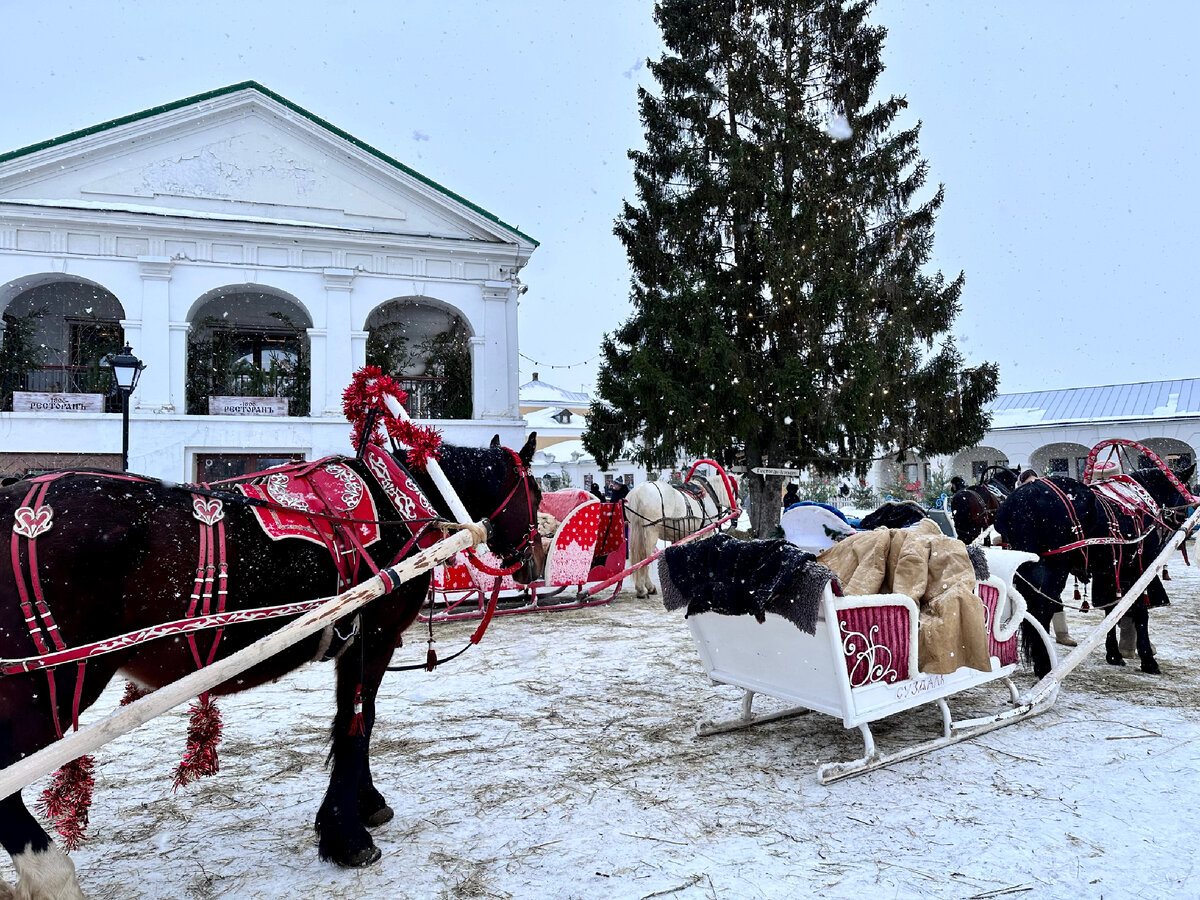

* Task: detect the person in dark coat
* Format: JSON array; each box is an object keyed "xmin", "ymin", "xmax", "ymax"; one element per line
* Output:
[
  {"xmin": 589, "ymin": 481, "xmax": 606, "ymax": 502},
  {"xmin": 782, "ymin": 482, "xmax": 800, "ymax": 509},
  {"xmin": 609, "ymin": 481, "xmax": 630, "ymax": 503}
]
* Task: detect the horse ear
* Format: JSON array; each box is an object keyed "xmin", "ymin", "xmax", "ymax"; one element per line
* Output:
[
  {"xmin": 490, "ymin": 434, "xmax": 501, "ymax": 449},
  {"xmin": 520, "ymin": 432, "xmax": 537, "ymax": 467}
]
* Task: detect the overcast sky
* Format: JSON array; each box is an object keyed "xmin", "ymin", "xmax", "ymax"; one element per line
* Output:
[{"xmin": 1, "ymin": 1, "xmax": 1196, "ymax": 399}]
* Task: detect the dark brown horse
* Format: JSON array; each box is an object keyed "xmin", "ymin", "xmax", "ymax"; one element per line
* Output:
[
  {"xmin": 995, "ymin": 463, "xmax": 1193, "ymax": 678},
  {"xmin": 949, "ymin": 465, "xmax": 1019, "ymax": 544},
  {"xmin": 0, "ymin": 435, "xmax": 542, "ymax": 899}
]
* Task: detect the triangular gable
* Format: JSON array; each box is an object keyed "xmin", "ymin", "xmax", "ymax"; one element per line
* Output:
[{"xmin": 0, "ymin": 82, "xmax": 536, "ymax": 247}]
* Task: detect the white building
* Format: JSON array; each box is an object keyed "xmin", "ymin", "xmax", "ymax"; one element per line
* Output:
[
  {"xmin": 952, "ymin": 379, "xmax": 1199, "ymax": 480},
  {"xmin": 875, "ymin": 378, "xmax": 1200, "ymax": 490},
  {"xmin": 519, "ymin": 373, "xmax": 646, "ymax": 492},
  {"xmin": 0, "ymin": 82, "xmax": 536, "ymax": 481}
]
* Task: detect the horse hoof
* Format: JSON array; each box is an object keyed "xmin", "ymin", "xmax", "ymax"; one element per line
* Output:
[
  {"xmin": 1141, "ymin": 659, "xmax": 1161, "ymax": 675},
  {"xmin": 1106, "ymin": 654, "xmax": 1127, "ymax": 667},
  {"xmin": 362, "ymin": 804, "xmax": 394, "ymax": 828},
  {"xmin": 341, "ymin": 844, "xmax": 383, "ymax": 868},
  {"xmin": 648, "ymin": 585, "xmax": 658, "ymax": 595},
  {"xmin": 1119, "ymin": 647, "xmax": 1136, "ymax": 659}
]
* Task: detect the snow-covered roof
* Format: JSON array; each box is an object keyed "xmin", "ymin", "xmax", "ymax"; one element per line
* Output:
[
  {"xmin": 532, "ymin": 439, "xmax": 592, "ymax": 464},
  {"xmin": 519, "ymin": 377, "xmax": 591, "ymax": 407},
  {"xmin": 524, "ymin": 406, "xmax": 582, "ymax": 430},
  {"xmin": 988, "ymin": 378, "xmax": 1200, "ymax": 429}
]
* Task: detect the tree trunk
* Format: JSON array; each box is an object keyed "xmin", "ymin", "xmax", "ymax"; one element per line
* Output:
[{"xmin": 746, "ymin": 472, "xmax": 784, "ymax": 539}]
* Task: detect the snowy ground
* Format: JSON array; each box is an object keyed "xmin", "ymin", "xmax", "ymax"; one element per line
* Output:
[{"xmin": 7, "ymin": 547, "xmax": 1200, "ymax": 899}]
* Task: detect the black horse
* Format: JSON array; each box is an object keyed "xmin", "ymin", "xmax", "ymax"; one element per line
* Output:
[
  {"xmin": 994, "ymin": 464, "xmax": 1193, "ymax": 678},
  {"xmin": 0, "ymin": 435, "xmax": 542, "ymax": 899},
  {"xmin": 949, "ymin": 465, "xmax": 1019, "ymax": 544}
]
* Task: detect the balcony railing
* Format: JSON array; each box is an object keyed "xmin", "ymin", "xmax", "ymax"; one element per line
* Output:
[{"xmin": 396, "ymin": 375, "xmax": 457, "ymax": 419}]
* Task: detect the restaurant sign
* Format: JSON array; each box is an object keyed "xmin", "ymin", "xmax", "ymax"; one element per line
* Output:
[
  {"xmin": 13, "ymin": 391, "xmax": 104, "ymax": 413},
  {"xmin": 208, "ymin": 396, "xmax": 289, "ymax": 417}
]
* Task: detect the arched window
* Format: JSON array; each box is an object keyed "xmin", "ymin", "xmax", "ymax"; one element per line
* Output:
[
  {"xmin": 364, "ymin": 299, "xmax": 471, "ymax": 419},
  {"xmin": 186, "ymin": 288, "xmax": 311, "ymax": 416},
  {"xmin": 1, "ymin": 278, "xmax": 125, "ymax": 412}
]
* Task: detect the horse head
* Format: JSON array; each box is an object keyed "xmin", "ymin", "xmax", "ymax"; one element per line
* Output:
[
  {"xmin": 482, "ymin": 433, "xmax": 545, "ymax": 583},
  {"xmin": 1131, "ymin": 462, "xmax": 1196, "ymax": 530},
  {"xmin": 985, "ymin": 466, "xmax": 1019, "ymax": 494},
  {"xmin": 401, "ymin": 433, "xmax": 544, "ymax": 584}
]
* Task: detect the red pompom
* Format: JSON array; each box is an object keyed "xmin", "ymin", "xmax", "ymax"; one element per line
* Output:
[
  {"xmin": 1081, "ymin": 600, "xmax": 1090, "ymax": 612},
  {"xmin": 425, "ymin": 646, "xmax": 439, "ymax": 672},
  {"xmin": 173, "ymin": 693, "xmax": 223, "ymax": 791},
  {"xmin": 38, "ymin": 755, "xmax": 96, "ymax": 851}
]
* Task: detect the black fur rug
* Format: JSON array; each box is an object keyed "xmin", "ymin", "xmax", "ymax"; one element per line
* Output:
[{"xmin": 659, "ymin": 534, "xmax": 834, "ymax": 634}]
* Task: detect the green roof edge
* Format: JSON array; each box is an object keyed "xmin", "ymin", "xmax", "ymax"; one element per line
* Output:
[{"xmin": 0, "ymin": 80, "xmax": 539, "ymax": 247}]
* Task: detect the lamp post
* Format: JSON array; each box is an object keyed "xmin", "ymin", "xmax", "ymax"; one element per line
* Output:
[{"xmin": 106, "ymin": 345, "xmax": 145, "ymax": 472}]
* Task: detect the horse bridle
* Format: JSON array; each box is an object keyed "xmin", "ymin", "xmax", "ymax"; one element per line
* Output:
[{"xmin": 463, "ymin": 447, "xmax": 540, "ymax": 576}]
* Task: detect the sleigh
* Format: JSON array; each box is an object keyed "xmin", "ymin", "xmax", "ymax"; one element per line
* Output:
[
  {"xmin": 422, "ymin": 491, "xmax": 628, "ymax": 621},
  {"xmin": 674, "ymin": 546, "xmax": 1062, "ymax": 782}
]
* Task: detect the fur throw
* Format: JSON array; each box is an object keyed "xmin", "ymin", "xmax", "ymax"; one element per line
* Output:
[
  {"xmin": 659, "ymin": 534, "xmax": 834, "ymax": 635},
  {"xmin": 816, "ymin": 519, "xmax": 990, "ymax": 674}
]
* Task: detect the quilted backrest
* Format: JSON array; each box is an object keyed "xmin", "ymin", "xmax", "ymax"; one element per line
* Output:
[{"xmin": 543, "ymin": 500, "xmax": 626, "ymax": 587}]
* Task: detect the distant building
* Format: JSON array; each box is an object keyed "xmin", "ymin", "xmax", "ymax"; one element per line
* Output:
[
  {"xmin": 879, "ymin": 378, "xmax": 1200, "ymax": 490},
  {"xmin": 519, "ymin": 373, "xmax": 643, "ymax": 492},
  {"xmin": 0, "ymin": 82, "xmax": 536, "ymax": 481}
]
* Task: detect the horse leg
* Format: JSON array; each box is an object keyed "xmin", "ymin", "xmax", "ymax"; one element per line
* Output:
[
  {"xmin": 1128, "ymin": 603, "xmax": 1160, "ymax": 675},
  {"xmin": 630, "ymin": 524, "xmax": 656, "ymax": 599},
  {"xmin": 0, "ymin": 709, "xmax": 85, "ymax": 900},
  {"xmin": 314, "ymin": 619, "xmax": 401, "ymax": 867},
  {"xmin": 1105, "ymin": 624, "xmax": 1126, "ymax": 667},
  {"xmin": 1016, "ymin": 561, "xmax": 1066, "ymax": 679}
]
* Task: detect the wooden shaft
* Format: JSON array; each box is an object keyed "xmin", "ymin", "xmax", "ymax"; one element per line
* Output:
[
  {"xmin": 380, "ymin": 392, "xmax": 473, "ymax": 525},
  {"xmin": 1025, "ymin": 506, "xmax": 1200, "ymax": 705},
  {"xmin": 585, "ymin": 507, "xmax": 740, "ymax": 597},
  {"xmin": 0, "ymin": 523, "xmax": 486, "ymax": 801}
]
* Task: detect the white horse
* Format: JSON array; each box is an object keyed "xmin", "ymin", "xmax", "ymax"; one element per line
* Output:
[{"xmin": 624, "ymin": 472, "xmax": 737, "ymax": 598}]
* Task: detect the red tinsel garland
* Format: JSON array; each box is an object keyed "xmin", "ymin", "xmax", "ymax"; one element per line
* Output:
[
  {"xmin": 173, "ymin": 692, "xmax": 223, "ymax": 791},
  {"xmin": 119, "ymin": 681, "xmax": 152, "ymax": 706},
  {"xmin": 38, "ymin": 755, "xmax": 96, "ymax": 851},
  {"xmin": 341, "ymin": 365, "xmax": 442, "ymax": 469}
]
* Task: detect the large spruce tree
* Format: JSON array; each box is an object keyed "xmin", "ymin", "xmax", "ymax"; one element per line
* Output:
[{"xmin": 584, "ymin": 0, "xmax": 998, "ymax": 534}]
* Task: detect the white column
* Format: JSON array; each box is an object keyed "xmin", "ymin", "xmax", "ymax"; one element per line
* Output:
[
  {"xmin": 135, "ymin": 257, "xmax": 173, "ymax": 412},
  {"xmin": 307, "ymin": 327, "xmax": 327, "ymax": 418},
  {"xmin": 480, "ymin": 280, "xmax": 517, "ymax": 419},
  {"xmin": 351, "ymin": 329, "xmax": 368, "ymax": 372},
  {"xmin": 321, "ymin": 269, "xmax": 356, "ymax": 416},
  {"xmin": 469, "ymin": 336, "xmax": 485, "ymax": 420},
  {"xmin": 168, "ymin": 322, "xmax": 189, "ymax": 413}
]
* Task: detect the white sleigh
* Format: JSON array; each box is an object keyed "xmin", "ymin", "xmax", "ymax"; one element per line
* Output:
[{"xmin": 681, "ymin": 547, "xmax": 1059, "ymax": 782}]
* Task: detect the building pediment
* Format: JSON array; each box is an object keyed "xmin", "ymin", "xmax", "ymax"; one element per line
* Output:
[{"xmin": 0, "ymin": 82, "xmax": 535, "ymax": 249}]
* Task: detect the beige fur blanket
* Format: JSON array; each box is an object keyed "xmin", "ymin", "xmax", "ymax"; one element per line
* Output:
[{"xmin": 816, "ymin": 519, "xmax": 990, "ymax": 674}]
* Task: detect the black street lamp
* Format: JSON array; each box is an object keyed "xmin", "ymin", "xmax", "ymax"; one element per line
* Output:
[{"xmin": 105, "ymin": 345, "xmax": 146, "ymax": 472}]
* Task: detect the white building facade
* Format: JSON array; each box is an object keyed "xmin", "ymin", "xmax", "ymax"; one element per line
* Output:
[
  {"xmin": 872, "ymin": 379, "xmax": 1200, "ymax": 493},
  {"xmin": 0, "ymin": 82, "xmax": 536, "ymax": 481}
]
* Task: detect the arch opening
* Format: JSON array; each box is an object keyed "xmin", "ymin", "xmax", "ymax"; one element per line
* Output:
[
  {"xmin": 364, "ymin": 298, "xmax": 472, "ymax": 419},
  {"xmin": 186, "ymin": 287, "xmax": 312, "ymax": 417},
  {"xmin": 1, "ymin": 277, "xmax": 126, "ymax": 412}
]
